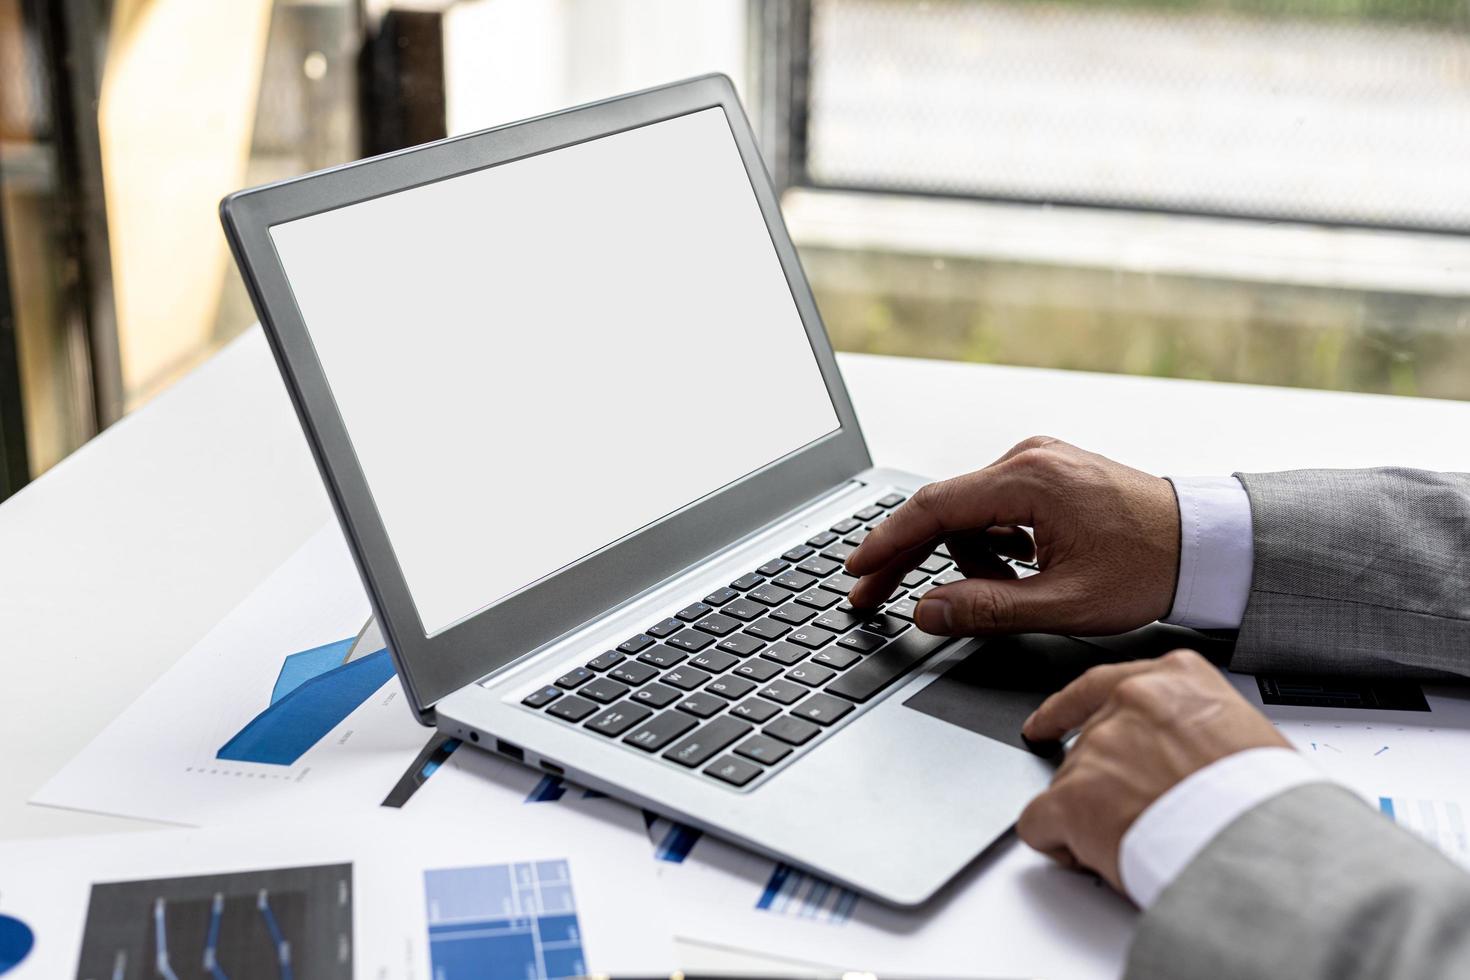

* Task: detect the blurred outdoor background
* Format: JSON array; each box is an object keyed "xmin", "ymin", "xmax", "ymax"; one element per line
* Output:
[{"xmin": 1, "ymin": 0, "xmax": 1467, "ymax": 501}]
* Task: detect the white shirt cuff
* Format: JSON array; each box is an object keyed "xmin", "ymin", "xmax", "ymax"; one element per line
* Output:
[
  {"xmin": 1119, "ymin": 747, "xmax": 1328, "ymax": 909},
  {"xmin": 1163, "ymin": 475, "xmax": 1254, "ymax": 630}
]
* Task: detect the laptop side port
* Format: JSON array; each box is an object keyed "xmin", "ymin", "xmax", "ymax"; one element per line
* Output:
[
  {"xmin": 539, "ymin": 760, "xmax": 564, "ymax": 775},
  {"xmin": 495, "ymin": 739, "xmax": 524, "ymax": 762}
]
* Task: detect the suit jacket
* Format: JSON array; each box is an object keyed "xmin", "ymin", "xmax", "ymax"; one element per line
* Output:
[{"xmin": 1128, "ymin": 468, "xmax": 1470, "ymax": 980}]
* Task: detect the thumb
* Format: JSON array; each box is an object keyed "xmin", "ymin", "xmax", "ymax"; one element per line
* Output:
[{"xmin": 915, "ymin": 575, "xmax": 1070, "ymax": 635}]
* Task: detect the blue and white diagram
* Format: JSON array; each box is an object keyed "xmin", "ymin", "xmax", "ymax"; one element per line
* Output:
[
  {"xmin": 756, "ymin": 863, "xmax": 860, "ymax": 924},
  {"xmin": 424, "ymin": 860, "xmax": 587, "ymax": 980}
]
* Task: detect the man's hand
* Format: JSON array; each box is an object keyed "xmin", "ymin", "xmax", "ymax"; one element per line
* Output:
[
  {"xmin": 846, "ymin": 437, "xmax": 1181, "ymax": 636},
  {"xmin": 1017, "ymin": 649, "xmax": 1290, "ymax": 893}
]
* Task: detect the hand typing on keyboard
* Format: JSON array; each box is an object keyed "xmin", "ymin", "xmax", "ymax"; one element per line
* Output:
[{"xmin": 845, "ymin": 436, "xmax": 1181, "ymax": 637}]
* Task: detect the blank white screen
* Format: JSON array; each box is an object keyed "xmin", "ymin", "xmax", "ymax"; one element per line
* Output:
[{"xmin": 270, "ymin": 108, "xmax": 839, "ymax": 635}]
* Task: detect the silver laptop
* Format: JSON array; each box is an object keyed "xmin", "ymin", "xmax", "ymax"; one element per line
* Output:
[{"xmin": 221, "ymin": 74, "xmax": 1055, "ymax": 906}]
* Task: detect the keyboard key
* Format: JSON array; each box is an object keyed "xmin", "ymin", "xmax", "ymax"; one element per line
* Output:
[
  {"xmin": 617, "ymin": 633, "xmax": 656, "ymax": 654},
  {"xmin": 731, "ymin": 572, "xmax": 765, "ymax": 591},
  {"xmin": 773, "ymin": 570, "xmax": 817, "ymax": 592},
  {"xmin": 791, "ymin": 692, "xmax": 854, "ymax": 726},
  {"xmin": 787, "ymin": 626, "xmax": 838, "ymax": 649},
  {"xmin": 863, "ymin": 613, "xmax": 909, "ymax": 637},
  {"xmin": 707, "ymin": 675, "xmax": 757, "ymax": 699},
  {"xmin": 734, "ymin": 658, "xmax": 782, "ymax": 682},
  {"xmin": 623, "ymin": 711, "xmax": 697, "ymax": 751},
  {"xmin": 677, "ymin": 601, "xmax": 713, "ymax": 622},
  {"xmin": 693, "ymin": 613, "xmax": 741, "ymax": 637},
  {"xmin": 757, "ymin": 558, "xmax": 790, "ymax": 576},
  {"xmin": 844, "ymin": 528, "xmax": 871, "ymax": 546},
  {"xmin": 932, "ymin": 568, "xmax": 966, "ymax": 586},
  {"xmin": 900, "ymin": 570, "xmax": 929, "ymax": 589},
  {"xmin": 584, "ymin": 701, "xmax": 652, "ymax": 737},
  {"xmin": 690, "ymin": 649, "xmax": 740, "ymax": 673},
  {"xmin": 830, "ymin": 517, "xmax": 862, "ymax": 534},
  {"xmin": 555, "ymin": 667, "xmax": 593, "ymax": 689},
  {"xmin": 795, "ymin": 588, "xmax": 840, "ymax": 610},
  {"xmin": 818, "ymin": 573, "xmax": 859, "ymax": 596},
  {"xmin": 908, "ymin": 582, "xmax": 936, "ymax": 601},
  {"xmin": 663, "ymin": 716, "xmax": 752, "ymax": 768},
  {"xmin": 580, "ymin": 676, "xmax": 631, "ymax": 704},
  {"xmin": 854, "ymin": 505, "xmax": 883, "ymax": 521},
  {"xmin": 764, "ymin": 715, "xmax": 820, "ymax": 746},
  {"xmin": 781, "ymin": 545, "xmax": 815, "ymax": 562},
  {"xmin": 917, "ymin": 556, "xmax": 950, "ymax": 575},
  {"xmin": 837, "ymin": 630, "xmax": 886, "ymax": 654},
  {"xmin": 760, "ymin": 641, "xmax": 808, "ymax": 666},
  {"xmin": 666, "ymin": 629, "xmax": 715, "ymax": 653},
  {"xmin": 638, "ymin": 647, "xmax": 687, "ymax": 669},
  {"xmin": 735, "ymin": 734, "xmax": 793, "ymax": 765},
  {"xmin": 547, "ymin": 695, "xmax": 598, "ymax": 722},
  {"xmin": 610, "ymin": 660, "xmax": 659, "ymax": 686},
  {"xmin": 812, "ymin": 647, "xmax": 861, "ymax": 670},
  {"xmin": 522, "ymin": 686, "xmax": 562, "ymax": 708},
  {"xmin": 646, "ymin": 619, "xmax": 682, "ymax": 639},
  {"xmin": 821, "ymin": 542, "xmax": 856, "ymax": 563},
  {"xmin": 717, "ymin": 633, "xmax": 765, "ymax": 657},
  {"xmin": 796, "ymin": 556, "xmax": 841, "ymax": 577},
  {"xmin": 731, "ymin": 697, "xmax": 781, "ymax": 722},
  {"xmin": 757, "ymin": 679, "xmax": 809, "ymax": 705},
  {"xmin": 770, "ymin": 602, "xmax": 815, "ymax": 626},
  {"xmin": 814, "ymin": 608, "xmax": 862, "ymax": 632},
  {"xmin": 745, "ymin": 617, "xmax": 791, "ymax": 641},
  {"xmin": 722, "ymin": 597, "xmax": 766, "ymax": 621},
  {"xmin": 806, "ymin": 530, "xmax": 839, "ymax": 548},
  {"xmin": 677, "ymin": 692, "xmax": 727, "ymax": 718},
  {"xmin": 630, "ymin": 682, "xmax": 680, "ymax": 708},
  {"xmin": 787, "ymin": 663, "xmax": 836, "ymax": 687},
  {"xmin": 827, "ymin": 628, "xmax": 950, "ymax": 703},
  {"xmin": 663, "ymin": 666, "xmax": 713, "ymax": 691},
  {"xmin": 748, "ymin": 584, "xmax": 794, "ymax": 607},
  {"xmin": 704, "ymin": 587, "xmax": 739, "ymax": 606},
  {"xmin": 704, "ymin": 755, "xmax": 762, "ymax": 787},
  {"xmin": 587, "ymin": 650, "xmax": 624, "ymax": 672},
  {"xmin": 876, "ymin": 493, "xmax": 906, "ymax": 508},
  {"xmin": 887, "ymin": 598, "xmax": 918, "ymax": 621}
]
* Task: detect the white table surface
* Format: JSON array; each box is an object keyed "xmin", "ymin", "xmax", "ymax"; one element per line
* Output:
[{"xmin": 4, "ymin": 326, "xmax": 1469, "ymax": 968}]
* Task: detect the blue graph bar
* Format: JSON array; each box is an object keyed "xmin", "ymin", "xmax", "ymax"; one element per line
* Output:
[
  {"xmin": 756, "ymin": 863, "xmax": 858, "ymax": 924},
  {"xmin": 217, "ymin": 649, "xmax": 394, "ymax": 766},
  {"xmin": 424, "ymin": 861, "xmax": 586, "ymax": 980},
  {"xmin": 1380, "ymin": 796, "xmax": 1396, "ymax": 818}
]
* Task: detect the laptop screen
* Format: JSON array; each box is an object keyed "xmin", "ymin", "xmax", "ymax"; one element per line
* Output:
[{"xmin": 269, "ymin": 107, "xmax": 840, "ymax": 637}]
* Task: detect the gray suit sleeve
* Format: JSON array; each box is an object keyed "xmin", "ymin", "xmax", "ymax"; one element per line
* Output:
[
  {"xmin": 1127, "ymin": 783, "xmax": 1470, "ymax": 980},
  {"xmin": 1230, "ymin": 468, "xmax": 1470, "ymax": 679}
]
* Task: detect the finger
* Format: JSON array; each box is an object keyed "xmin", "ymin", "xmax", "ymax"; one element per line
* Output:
[
  {"xmin": 914, "ymin": 574, "xmax": 1068, "ymax": 636},
  {"xmin": 846, "ymin": 467, "xmax": 1042, "ymax": 578},
  {"xmin": 947, "ymin": 549, "xmax": 1018, "ymax": 583},
  {"xmin": 848, "ymin": 540, "xmax": 935, "ymax": 609},
  {"xmin": 1021, "ymin": 659, "xmax": 1162, "ymax": 741},
  {"xmin": 983, "ymin": 525, "xmax": 1037, "ymax": 562},
  {"xmin": 1016, "ymin": 788, "xmax": 1075, "ymax": 865},
  {"xmin": 992, "ymin": 435, "xmax": 1065, "ymax": 467}
]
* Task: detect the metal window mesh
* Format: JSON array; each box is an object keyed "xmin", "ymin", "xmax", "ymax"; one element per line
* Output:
[{"xmin": 806, "ymin": 0, "xmax": 1470, "ymax": 231}]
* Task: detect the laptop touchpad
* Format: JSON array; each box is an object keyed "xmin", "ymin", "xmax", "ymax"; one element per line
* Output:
[{"xmin": 902, "ymin": 633, "xmax": 1129, "ymax": 754}]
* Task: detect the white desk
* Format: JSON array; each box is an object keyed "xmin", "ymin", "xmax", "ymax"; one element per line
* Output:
[{"xmin": 4, "ymin": 326, "xmax": 1469, "ymax": 966}]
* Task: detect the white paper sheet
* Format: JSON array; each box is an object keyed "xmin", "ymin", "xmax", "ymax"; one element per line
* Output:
[
  {"xmin": 32, "ymin": 525, "xmax": 430, "ymax": 826},
  {"xmin": 647, "ymin": 823, "xmax": 1135, "ymax": 978},
  {"xmin": 1231, "ymin": 672, "xmax": 1470, "ymax": 864},
  {"xmin": 0, "ymin": 806, "xmax": 672, "ymax": 979}
]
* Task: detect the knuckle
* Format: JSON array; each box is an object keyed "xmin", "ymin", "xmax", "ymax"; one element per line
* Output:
[
  {"xmin": 1111, "ymin": 674, "xmax": 1157, "ymax": 708},
  {"xmin": 1164, "ymin": 648, "xmax": 1205, "ymax": 669}
]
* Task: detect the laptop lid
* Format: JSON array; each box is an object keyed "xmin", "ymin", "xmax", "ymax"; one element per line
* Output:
[{"xmin": 221, "ymin": 75, "xmax": 870, "ymax": 723}]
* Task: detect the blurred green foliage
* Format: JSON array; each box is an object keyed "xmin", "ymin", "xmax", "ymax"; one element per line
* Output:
[{"xmin": 801, "ymin": 247, "xmax": 1470, "ymax": 400}]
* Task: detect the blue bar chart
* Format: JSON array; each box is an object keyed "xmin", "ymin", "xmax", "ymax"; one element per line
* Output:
[{"xmin": 424, "ymin": 860, "xmax": 587, "ymax": 980}]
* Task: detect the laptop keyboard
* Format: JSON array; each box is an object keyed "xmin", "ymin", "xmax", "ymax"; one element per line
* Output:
[{"xmin": 516, "ymin": 493, "xmax": 971, "ymax": 790}]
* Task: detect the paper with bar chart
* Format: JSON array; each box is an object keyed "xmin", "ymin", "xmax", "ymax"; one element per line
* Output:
[
  {"xmin": 0, "ymin": 808, "xmax": 672, "ymax": 979},
  {"xmin": 1232, "ymin": 672, "xmax": 1470, "ymax": 868},
  {"xmin": 32, "ymin": 525, "xmax": 430, "ymax": 827}
]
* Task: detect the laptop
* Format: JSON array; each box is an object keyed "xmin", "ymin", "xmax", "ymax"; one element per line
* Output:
[{"xmin": 221, "ymin": 74, "xmax": 1055, "ymax": 906}]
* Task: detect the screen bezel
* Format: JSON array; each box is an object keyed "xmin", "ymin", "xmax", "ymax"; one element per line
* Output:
[{"xmin": 221, "ymin": 74, "xmax": 872, "ymax": 721}]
